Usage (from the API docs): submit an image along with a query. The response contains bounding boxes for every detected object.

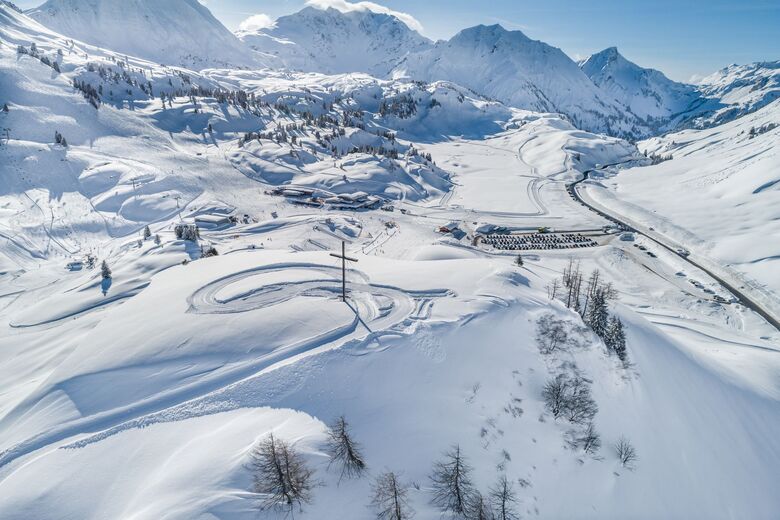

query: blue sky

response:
[17,0,780,81]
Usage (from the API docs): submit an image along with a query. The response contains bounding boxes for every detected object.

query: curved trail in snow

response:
[0,262,452,469]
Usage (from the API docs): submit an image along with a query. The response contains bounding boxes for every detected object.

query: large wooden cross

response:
[330,241,358,302]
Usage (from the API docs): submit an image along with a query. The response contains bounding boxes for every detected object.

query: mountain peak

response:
[450,23,532,46]
[238,5,431,77]
[580,47,699,122]
[28,0,255,69]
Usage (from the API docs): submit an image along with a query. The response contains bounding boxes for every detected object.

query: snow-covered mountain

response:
[687,61,780,127]
[237,6,432,77]
[2,3,780,519]
[27,0,257,69]
[394,24,645,138]
[579,47,701,123]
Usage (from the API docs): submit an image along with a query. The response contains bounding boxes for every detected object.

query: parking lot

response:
[480,232,599,251]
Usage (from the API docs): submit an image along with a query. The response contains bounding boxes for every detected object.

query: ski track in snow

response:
[0,261,455,468]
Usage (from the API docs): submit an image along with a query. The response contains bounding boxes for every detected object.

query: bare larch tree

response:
[325,415,367,482]
[370,471,414,520]
[489,474,519,520]
[430,444,476,515]
[248,433,315,515]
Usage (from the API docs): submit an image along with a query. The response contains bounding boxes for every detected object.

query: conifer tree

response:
[587,289,609,341]
[101,260,112,280]
[607,316,627,362]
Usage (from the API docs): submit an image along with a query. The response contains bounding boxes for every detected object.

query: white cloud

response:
[238,13,275,32]
[305,0,424,34]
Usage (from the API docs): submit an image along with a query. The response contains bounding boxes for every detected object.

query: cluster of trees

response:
[379,93,418,119]
[54,130,68,147]
[642,149,672,164]
[72,79,101,108]
[548,262,628,363]
[200,245,218,258]
[537,320,637,462]
[429,445,519,520]
[240,115,437,170]
[251,417,521,519]
[748,123,777,138]
[174,223,200,241]
[542,374,598,426]
[17,42,62,74]
[143,225,161,246]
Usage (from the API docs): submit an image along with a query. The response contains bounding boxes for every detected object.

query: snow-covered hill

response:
[27,0,257,69]
[394,25,646,138]
[580,47,700,124]
[237,6,432,77]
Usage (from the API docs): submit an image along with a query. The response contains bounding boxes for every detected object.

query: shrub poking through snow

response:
[325,415,367,482]
[430,444,476,515]
[370,471,414,520]
[615,436,638,468]
[542,374,597,424]
[578,422,602,454]
[536,314,569,354]
[248,433,315,514]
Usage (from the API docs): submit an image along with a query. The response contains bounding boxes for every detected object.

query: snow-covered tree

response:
[101,260,112,280]
[370,471,413,520]
[607,316,627,362]
[174,223,199,241]
[200,246,218,258]
[2,103,8,113]
[514,254,523,267]
[587,289,609,341]
[143,225,151,240]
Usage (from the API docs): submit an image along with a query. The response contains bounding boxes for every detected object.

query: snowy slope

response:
[27,0,257,69]
[580,47,700,123]
[394,25,645,138]
[237,6,432,77]
[588,99,780,315]
[2,3,780,519]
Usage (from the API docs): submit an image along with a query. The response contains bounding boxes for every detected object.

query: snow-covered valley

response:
[0,1,779,519]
